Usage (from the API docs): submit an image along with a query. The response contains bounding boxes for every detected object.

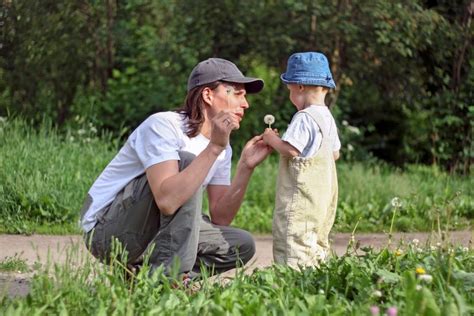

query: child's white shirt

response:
[281,105,341,158]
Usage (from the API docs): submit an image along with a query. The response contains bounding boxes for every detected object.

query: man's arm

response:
[146,143,223,216]
[207,135,272,225]
[146,112,234,216]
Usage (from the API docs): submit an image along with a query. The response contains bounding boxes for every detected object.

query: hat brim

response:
[222,76,264,94]
[280,73,336,89]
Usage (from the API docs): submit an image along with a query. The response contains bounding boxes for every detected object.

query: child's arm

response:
[262,128,300,157]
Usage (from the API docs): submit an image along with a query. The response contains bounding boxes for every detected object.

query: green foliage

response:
[0,118,116,234]
[0,253,29,273]
[0,118,471,234]
[0,0,471,171]
[0,240,472,314]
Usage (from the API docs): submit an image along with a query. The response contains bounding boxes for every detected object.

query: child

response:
[263,52,341,268]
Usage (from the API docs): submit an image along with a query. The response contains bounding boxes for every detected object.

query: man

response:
[81,58,272,278]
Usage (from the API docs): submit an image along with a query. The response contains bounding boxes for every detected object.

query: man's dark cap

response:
[187,58,264,94]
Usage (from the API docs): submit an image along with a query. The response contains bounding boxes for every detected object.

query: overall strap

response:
[301,106,335,151]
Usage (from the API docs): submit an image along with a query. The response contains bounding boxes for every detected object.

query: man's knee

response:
[235,230,256,264]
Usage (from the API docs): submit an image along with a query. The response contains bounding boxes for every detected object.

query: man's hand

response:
[240,134,273,170]
[210,111,238,150]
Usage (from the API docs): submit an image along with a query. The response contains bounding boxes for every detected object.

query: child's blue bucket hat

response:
[281,52,336,89]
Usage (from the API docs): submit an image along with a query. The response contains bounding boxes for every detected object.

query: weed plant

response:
[0,237,472,315]
[0,118,472,234]
[0,253,29,273]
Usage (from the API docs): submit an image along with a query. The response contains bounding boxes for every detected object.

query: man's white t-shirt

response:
[282,105,341,158]
[81,111,232,233]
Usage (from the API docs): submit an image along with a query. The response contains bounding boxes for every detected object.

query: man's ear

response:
[202,87,213,106]
[298,85,305,91]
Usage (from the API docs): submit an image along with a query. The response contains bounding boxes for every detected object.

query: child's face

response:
[287,84,305,111]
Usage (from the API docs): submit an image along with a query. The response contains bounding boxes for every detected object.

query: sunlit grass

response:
[1,118,472,234]
[0,237,472,314]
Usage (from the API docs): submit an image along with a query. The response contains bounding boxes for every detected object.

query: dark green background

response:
[0,0,472,172]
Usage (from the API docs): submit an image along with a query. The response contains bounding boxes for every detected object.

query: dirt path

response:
[1,231,472,298]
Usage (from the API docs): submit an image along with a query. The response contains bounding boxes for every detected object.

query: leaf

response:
[375,269,401,284]
[448,286,470,315]
[451,271,474,291]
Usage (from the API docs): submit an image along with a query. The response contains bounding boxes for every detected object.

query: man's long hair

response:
[177,81,221,138]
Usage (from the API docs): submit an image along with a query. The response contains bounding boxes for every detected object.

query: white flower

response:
[430,246,437,251]
[90,126,97,134]
[418,274,433,283]
[373,290,382,298]
[391,197,401,208]
[318,289,325,294]
[436,242,441,247]
[416,285,422,291]
[347,144,354,152]
[347,125,361,135]
[342,120,349,126]
[412,239,419,245]
[264,114,275,127]
[0,116,6,123]
[77,129,86,136]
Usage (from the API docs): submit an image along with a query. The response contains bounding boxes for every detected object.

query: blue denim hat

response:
[281,52,336,89]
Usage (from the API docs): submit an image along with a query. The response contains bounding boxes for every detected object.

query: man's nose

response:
[241,97,249,109]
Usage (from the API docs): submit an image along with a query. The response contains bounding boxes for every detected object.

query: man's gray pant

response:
[83,152,255,276]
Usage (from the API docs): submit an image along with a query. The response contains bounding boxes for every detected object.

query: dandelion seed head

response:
[391,197,401,208]
[418,274,433,283]
[264,114,275,125]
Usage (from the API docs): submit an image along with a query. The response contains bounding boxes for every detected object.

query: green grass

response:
[0,253,29,273]
[0,239,472,314]
[0,118,472,234]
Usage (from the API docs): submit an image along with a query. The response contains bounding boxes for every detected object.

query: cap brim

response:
[222,77,264,94]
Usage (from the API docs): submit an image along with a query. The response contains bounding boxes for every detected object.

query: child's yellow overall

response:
[273,107,338,268]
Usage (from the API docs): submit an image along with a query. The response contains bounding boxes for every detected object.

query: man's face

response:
[212,82,249,123]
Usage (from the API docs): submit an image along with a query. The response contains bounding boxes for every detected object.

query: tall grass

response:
[0,118,472,234]
[1,239,473,314]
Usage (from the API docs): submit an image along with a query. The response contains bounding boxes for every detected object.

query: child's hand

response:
[262,128,279,145]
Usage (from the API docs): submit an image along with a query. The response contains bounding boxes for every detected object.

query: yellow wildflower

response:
[415,267,426,275]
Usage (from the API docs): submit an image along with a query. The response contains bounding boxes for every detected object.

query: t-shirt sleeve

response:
[133,116,181,169]
[208,145,232,186]
[281,113,313,154]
